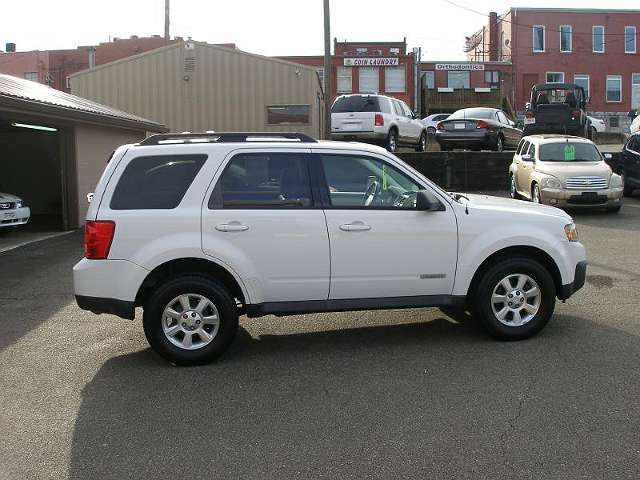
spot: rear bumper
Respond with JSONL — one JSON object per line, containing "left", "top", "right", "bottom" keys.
{"left": 330, "top": 131, "right": 387, "bottom": 142}
{"left": 435, "top": 130, "right": 495, "bottom": 146}
{"left": 523, "top": 123, "right": 583, "bottom": 135}
{"left": 559, "top": 260, "right": 587, "bottom": 300}
{"left": 75, "top": 295, "right": 135, "bottom": 319}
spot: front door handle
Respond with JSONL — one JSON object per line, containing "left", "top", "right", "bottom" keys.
{"left": 215, "top": 222, "right": 249, "bottom": 232}
{"left": 340, "top": 222, "right": 371, "bottom": 232}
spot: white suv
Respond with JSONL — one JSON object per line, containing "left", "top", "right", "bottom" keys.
{"left": 74, "top": 132, "right": 587, "bottom": 365}
{"left": 331, "top": 94, "right": 427, "bottom": 152}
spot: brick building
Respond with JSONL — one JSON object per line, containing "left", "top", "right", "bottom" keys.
{"left": 279, "top": 39, "right": 416, "bottom": 109}
{"left": 0, "top": 36, "right": 236, "bottom": 92}
{"left": 465, "top": 8, "right": 640, "bottom": 131}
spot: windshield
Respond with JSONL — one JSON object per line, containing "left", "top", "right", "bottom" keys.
{"left": 331, "top": 96, "right": 385, "bottom": 113}
{"left": 534, "top": 88, "right": 583, "bottom": 106}
{"left": 448, "top": 108, "right": 494, "bottom": 120}
{"left": 539, "top": 142, "right": 602, "bottom": 162}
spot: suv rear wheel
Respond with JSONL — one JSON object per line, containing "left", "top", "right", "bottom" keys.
{"left": 143, "top": 275, "right": 238, "bottom": 365}
{"left": 471, "top": 257, "right": 556, "bottom": 341}
{"left": 386, "top": 129, "right": 398, "bottom": 152}
{"left": 416, "top": 131, "right": 427, "bottom": 152}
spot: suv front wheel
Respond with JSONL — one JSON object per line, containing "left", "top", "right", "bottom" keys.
{"left": 471, "top": 257, "right": 556, "bottom": 341}
{"left": 143, "top": 275, "right": 239, "bottom": 365}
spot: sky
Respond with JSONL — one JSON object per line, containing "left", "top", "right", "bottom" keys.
{"left": 1, "top": 0, "right": 636, "bottom": 60}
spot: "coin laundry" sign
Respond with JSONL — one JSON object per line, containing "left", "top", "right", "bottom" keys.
{"left": 344, "top": 58, "right": 400, "bottom": 67}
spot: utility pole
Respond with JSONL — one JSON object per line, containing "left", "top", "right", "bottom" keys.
{"left": 323, "top": 0, "right": 331, "bottom": 139}
{"left": 164, "top": 0, "right": 170, "bottom": 40}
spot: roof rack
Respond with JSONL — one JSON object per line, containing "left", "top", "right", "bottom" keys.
{"left": 139, "top": 132, "right": 318, "bottom": 146}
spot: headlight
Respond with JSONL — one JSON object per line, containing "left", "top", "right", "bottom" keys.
{"left": 15, "top": 201, "right": 23, "bottom": 208}
{"left": 610, "top": 174, "right": 623, "bottom": 188}
{"left": 541, "top": 176, "right": 562, "bottom": 189}
{"left": 564, "top": 223, "right": 579, "bottom": 242}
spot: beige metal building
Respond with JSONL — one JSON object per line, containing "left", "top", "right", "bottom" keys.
{"left": 69, "top": 42, "right": 325, "bottom": 137}
{"left": 0, "top": 74, "right": 167, "bottom": 230}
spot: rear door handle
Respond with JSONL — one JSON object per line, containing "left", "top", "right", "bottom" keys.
{"left": 340, "top": 222, "right": 371, "bottom": 232}
{"left": 215, "top": 222, "right": 249, "bottom": 232}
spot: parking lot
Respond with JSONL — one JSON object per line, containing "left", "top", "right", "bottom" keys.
{"left": 1, "top": 196, "right": 639, "bottom": 479}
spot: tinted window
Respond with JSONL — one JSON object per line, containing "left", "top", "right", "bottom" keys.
{"left": 210, "top": 153, "right": 312, "bottom": 209}
{"left": 520, "top": 141, "right": 530, "bottom": 155}
{"left": 320, "top": 154, "right": 421, "bottom": 209}
{"left": 266, "top": 105, "right": 310, "bottom": 124}
{"left": 332, "top": 96, "right": 384, "bottom": 113}
{"left": 497, "top": 111, "right": 509, "bottom": 124}
{"left": 435, "top": 114, "right": 449, "bottom": 121}
{"left": 448, "top": 108, "right": 495, "bottom": 120}
{"left": 516, "top": 139, "right": 525, "bottom": 155}
{"left": 539, "top": 142, "right": 601, "bottom": 162}
{"left": 110, "top": 154, "right": 206, "bottom": 210}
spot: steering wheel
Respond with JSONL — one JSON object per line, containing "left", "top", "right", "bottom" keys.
{"left": 363, "top": 180, "right": 380, "bottom": 206}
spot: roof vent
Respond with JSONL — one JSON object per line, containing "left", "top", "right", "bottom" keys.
{"left": 5, "top": 42, "right": 16, "bottom": 53}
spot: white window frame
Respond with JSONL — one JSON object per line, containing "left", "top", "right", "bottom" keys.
{"left": 358, "top": 67, "right": 379, "bottom": 94}
{"left": 24, "top": 72, "right": 38, "bottom": 82}
{"left": 560, "top": 25, "right": 572, "bottom": 53}
{"left": 625, "top": 26, "right": 636, "bottom": 54}
{"left": 593, "top": 26, "right": 605, "bottom": 53}
{"left": 574, "top": 74, "right": 590, "bottom": 99}
{"left": 546, "top": 72, "right": 565, "bottom": 84}
{"left": 384, "top": 66, "right": 406, "bottom": 93}
{"left": 606, "top": 75, "right": 622, "bottom": 103}
{"left": 337, "top": 66, "right": 352, "bottom": 93}
{"left": 533, "top": 25, "right": 545, "bottom": 53}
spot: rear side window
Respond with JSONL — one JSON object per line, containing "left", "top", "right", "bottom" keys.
{"left": 110, "top": 154, "right": 207, "bottom": 210}
{"left": 520, "top": 141, "right": 530, "bottom": 155}
{"left": 209, "top": 153, "right": 312, "bottom": 209}
{"left": 331, "top": 96, "right": 384, "bottom": 113}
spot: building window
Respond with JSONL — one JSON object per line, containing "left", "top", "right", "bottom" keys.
{"left": 560, "top": 25, "right": 572, "bottom": 52}
{"left": 533, "top": 25, "right": 545, "bottom": 52}
{"left": 606, "top": 75, "right": 622, "bottom": 103}
{"left": 625, "top": 26, "right": 636, "bottom": 54}
{"left": 574, "top": 74, "right": 590, "bottom": 99}
{"left": 385, "top": 66, "right": 406, "bottom": 93}
{"left": 337, "top": 66, "right": 352, "bottom": 93}
{"left": 422, "top": 71, "right": 435, "bottom": 89}
{"left": 546, "top": 72, "right": 565, "bottom": 84}
{"left": 448, "top": 71, "right": 470, "bottom": 89}
{"left": 356, "top": 47, "right": 368, "bottom": 55}
{"left": 485, "top": 71, "right": 500, "bottom": 86}
{"left": 593, "top": 26, "right": 605, "bottom": 53}
{"left": 359, "top": 67, "right": 379, "bottom": 93}
{"left": 24, "top": 72, "right": 38, "bottom": 82}
{"left": 266, "top": 105, "right": 311, "bottom": 125}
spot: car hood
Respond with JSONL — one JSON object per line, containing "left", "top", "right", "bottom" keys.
{"left": 462, "top": 193, "right": 571, "bottom": 220}
{"left": 0, "top": 192, "right": 21, "bottom": 202}
{"left": 535, "top": 161, "right": 611, "bottom": 180}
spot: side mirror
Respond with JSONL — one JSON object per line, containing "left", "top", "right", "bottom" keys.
{"left": 604, "top": 153, "right": 613, "bottom": 160}
{"left": 521, "top": 154, "right": 534, "bottom": 162}
{"left": 416, "top": 190, "right": 445, "bottom": 211}
{"left": 525, "top": 102, "right": 532, "bottom": 110}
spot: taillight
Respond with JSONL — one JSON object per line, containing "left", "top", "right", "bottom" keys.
{"left": 84, "top": 220, "right": 115, "bottom": 260}
{"left": 571, "top": 110, "right": 580, "bottom": 120}
{"left": 525, "top": 111, "right": 534, "bottom": 118}
{"left": 436, "top": 122, "right": 445, "bottom": 131}
{"left": 476, "top": 120, "right": 489, "bottom": 129}
{"left": 374, "top": 113, "right": 384, "bottom": 127}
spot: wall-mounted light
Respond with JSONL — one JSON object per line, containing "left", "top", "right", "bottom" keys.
{"left": 11, "top": 122, "right": 58, "bottom": 132}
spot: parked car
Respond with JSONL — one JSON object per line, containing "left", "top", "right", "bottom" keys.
{"left": 611, "top": 132, "right": 640, "bottom": 196}
{"left": 630, "top": 114, "right": 640, "bottom": 135}
{"left": 523, "top": 83, "right": 591, "bottom": 139}
{"left": 421, "top": 113, "right": 450, "bottom": 135}
{"left": 435, "top": 107, "right": 522, "bottom": 151}
{"left": 587, "top": 115, "right": 606, "bottom": 139}
{"left": 509, "top": 135, "right": 623, "bottom": 213}
{"left": 331, "top": 94, "right": 427, "bottom": 152}
{"left": 74, "top": 131, "right": 587, "bottom": 365}
{"left": 0, "top": 192, "right": 30, "bottom": 229}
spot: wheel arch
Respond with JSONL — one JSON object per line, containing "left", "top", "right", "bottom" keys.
{"left": 135, "top": 257, "right": 248, "bottom": 311}
{"left": 466, "top": 245, "right": 563, "bottom": 301}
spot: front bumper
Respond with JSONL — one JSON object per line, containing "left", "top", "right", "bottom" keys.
{"left": 559, "top": 260, "right": 587, "bottom": 300}
{"left": 539, "top": 187, "right": 623, "bottom": 208}
{"left": 0, "top": 206, "right": 30, "bottom": 227}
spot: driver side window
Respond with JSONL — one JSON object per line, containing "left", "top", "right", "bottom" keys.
{"left": 318, "top": 154, "right": 422, "bottom": 209}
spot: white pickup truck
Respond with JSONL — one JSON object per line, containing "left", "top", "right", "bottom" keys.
{"left": 331, "top": 94, "right": 427, "bottom": 152}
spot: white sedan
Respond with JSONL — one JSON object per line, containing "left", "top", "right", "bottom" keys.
{"left": 588, "top": 116, "right": 606, "bottom": 135}
{"left": 0, "top": 192, "right": 30, "bottom": 229}
{"left": 422, "top": 113, "right": 450, "bottom": 135}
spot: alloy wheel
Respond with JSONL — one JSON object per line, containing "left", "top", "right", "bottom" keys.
{"left": 162, "top": 293, "right": 220, "bottom": 350}
{"left": 490, "top": 274, "right": 541, "bottom": 327}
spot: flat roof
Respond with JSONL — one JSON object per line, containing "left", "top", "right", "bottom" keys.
{"left": 512, "top": 7, "right": 640, "bottom": 13}
{"left": 0, "top": 73, "right": 167, "bottom": 132}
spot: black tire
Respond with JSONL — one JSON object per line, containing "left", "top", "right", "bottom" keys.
{"left": 427, "top": 127, "right": 436, "bottom": 137}
{"left": 494, "top": 134, "right": 504, "bottom": 152}
{"left": 416, "top": 131, "right": 427, "bottom": 152}
{"left": 606, "top": 205, "right": 622, "bottom": 213}
{"left": 510, "top": 174, "right": 521, "bottom": 199}
{"left": 471, "top": 257, "right": 556, "bottom": 341}
{"left": 619, "top": 171, "right": 633, "bottom": 197}
{"left": 143, "top": 275, "right": 239, "bottom": 366}
{"left": 532, "top": 183, "right": 541, "bottom": 203}
{"left": 386, "top": 129, "right": 398, "bottom": 152}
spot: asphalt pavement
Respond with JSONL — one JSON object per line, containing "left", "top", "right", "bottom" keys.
{"left": 1, "top": 197, "right": 640, "bottom": 479}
